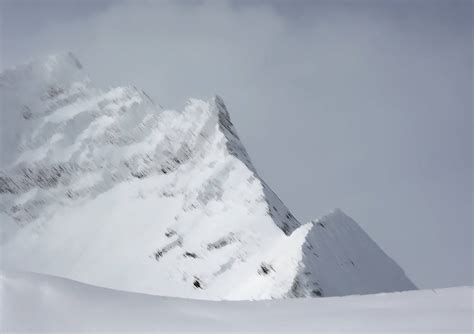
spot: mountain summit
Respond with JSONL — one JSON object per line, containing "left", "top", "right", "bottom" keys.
{"left": 0, "top": 53, "right": 416, "bottom": 300}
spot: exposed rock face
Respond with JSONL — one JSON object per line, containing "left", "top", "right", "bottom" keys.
{"left": 0, "top": 53, "right": 416, "bottom": 300}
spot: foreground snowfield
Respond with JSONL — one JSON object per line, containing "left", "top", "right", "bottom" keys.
{"left": 1, "top": 271, "right": 472, "bottom": 333}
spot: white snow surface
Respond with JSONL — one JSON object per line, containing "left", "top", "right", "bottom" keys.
{"left": 1, "top": 53, "right": 415, "bottom": 300}
{"left": 1, "top": 270, "right": 472, "bottom": 333}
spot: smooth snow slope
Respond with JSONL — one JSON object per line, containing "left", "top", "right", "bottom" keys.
{"left": 1, "top": 271, "right": 471, "bottom": 333}
{"left": 0, "top": 53, "right": 415, "bottom": 299}
{"left": 292, "top": 209, "right": 417, "bottom": 297}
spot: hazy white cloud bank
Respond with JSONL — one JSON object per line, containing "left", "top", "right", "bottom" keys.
{"left": 1, "top": 0, "right": 472, "bottom": 288}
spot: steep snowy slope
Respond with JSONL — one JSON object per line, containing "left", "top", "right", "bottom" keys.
{"left": 290, "top": 209, "right": 416, "bottom": 297}
{"left": 0, "top": 53, "right": 415, "bottom": 299}
{"left": 2, "top": 271, "right": 471, "bottom": 333}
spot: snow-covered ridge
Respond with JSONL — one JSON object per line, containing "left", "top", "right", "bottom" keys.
{"left": 0, "top": 53, "right": 415, "bottom": 300}
{"left": 290, "top": 209, "right": 416, "bottom": 297}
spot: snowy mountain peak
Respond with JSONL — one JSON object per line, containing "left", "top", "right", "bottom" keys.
{"left": 0, "top": 54, "right": 416, "bottom": 300}
{"left": 211, "top": 95, "right": 256, "bottom": 172}
{"left": 315, "top": 207, "right": 353, "bottom": 227}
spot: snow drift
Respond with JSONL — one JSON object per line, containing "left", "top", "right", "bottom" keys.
{"left": 0, "top": 53, "right": 415, "bottom": 299}
{"left": 1, "top": 270, "right": 471, "bottom": 332}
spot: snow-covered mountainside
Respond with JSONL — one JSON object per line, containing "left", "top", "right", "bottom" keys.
{"left": 0, "top": 53, "right": 416, "bottom": 300}
{"left": 2, "top": 271, "right": 471, "bottom": 332}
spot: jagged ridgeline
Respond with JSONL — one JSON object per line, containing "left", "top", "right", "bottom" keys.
{"left": 0, "top": 53, "right": 416, "bottom": 300}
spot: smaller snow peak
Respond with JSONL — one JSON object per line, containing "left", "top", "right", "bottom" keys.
{"left": 294, "top": 209, "right": 418, "bottom": 297}
{"left": 332, "top": 207, "right": 344, "bottom": 215}
{"left": 326, "top": 207, "right": 348, "bottom": 219}
{"left": 313, "top": 208, "right": 353, "bottom": 227}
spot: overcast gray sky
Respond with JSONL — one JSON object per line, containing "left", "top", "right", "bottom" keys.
{"left": 1, "top": 0, "right": 472, "bottom": 289}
